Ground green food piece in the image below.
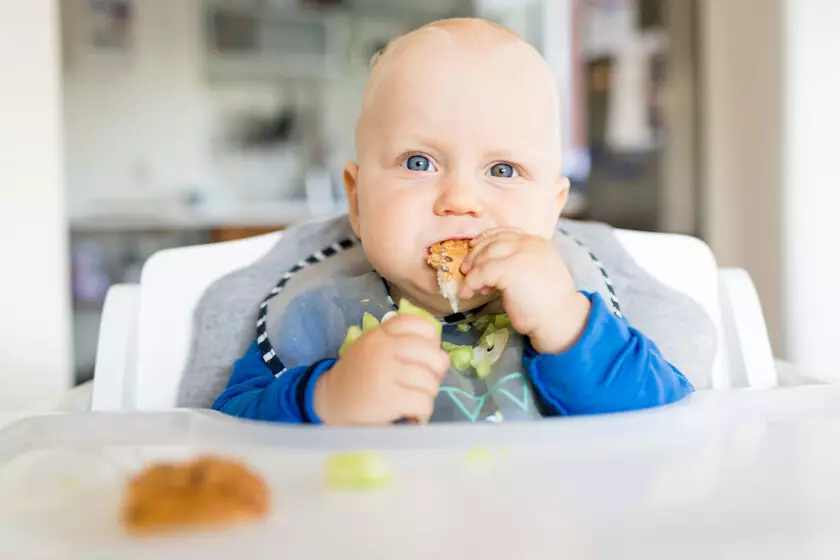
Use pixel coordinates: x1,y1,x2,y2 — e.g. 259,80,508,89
442,342,473,371
493,314,512,328
449,346,473,372
398,299,442,336
362,312,380,331
338,325,363,356
476,328,511,378
464,446,494,465
326,452,392,490
474,360,492,379
485,330,504,349
478,323,498,348
478,326,510,352
472,316,491,332
456,322,471,332
58,476,79,492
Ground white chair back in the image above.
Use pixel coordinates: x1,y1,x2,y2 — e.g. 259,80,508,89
102,224,771,410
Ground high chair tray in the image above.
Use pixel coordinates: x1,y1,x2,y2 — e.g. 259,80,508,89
2,387,840,559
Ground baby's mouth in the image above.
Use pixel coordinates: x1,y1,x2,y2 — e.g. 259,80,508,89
424,236,472,257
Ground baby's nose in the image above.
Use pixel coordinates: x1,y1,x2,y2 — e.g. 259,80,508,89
433,178,483,217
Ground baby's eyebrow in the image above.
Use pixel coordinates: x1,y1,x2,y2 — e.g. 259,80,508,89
386,134,448,154
484,148,520,159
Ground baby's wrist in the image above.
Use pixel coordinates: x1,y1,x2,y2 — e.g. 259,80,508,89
312,367,339,425
529,292,591,355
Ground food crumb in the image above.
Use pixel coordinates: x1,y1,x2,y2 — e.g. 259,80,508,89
464,446,494,465
326,452,392,490
58,476,79,492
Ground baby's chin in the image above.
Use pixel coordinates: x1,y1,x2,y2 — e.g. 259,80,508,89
384,274,497,318
421,287,500,318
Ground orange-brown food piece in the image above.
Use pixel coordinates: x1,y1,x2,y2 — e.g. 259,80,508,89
122,456,269,535
427,239,471,312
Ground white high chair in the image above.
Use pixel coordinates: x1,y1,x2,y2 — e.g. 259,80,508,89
89,222,780,411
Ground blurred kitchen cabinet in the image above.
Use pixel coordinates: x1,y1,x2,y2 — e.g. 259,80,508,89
210,225,284,243
203,1,347,81
201,0,474,82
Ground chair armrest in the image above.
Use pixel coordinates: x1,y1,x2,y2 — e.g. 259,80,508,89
92,284,140,411
51,380,93,411
19,381,92,413
0,382,94,426
718,268,777,388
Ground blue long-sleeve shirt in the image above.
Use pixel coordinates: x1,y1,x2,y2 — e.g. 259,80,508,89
212,292,694,422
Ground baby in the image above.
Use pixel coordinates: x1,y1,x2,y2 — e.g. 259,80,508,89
212,18,693,424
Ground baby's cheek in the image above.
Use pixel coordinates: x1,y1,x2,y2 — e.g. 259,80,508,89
360,213,415,262
492,194,559,237
530,206,562,238
364,191,426,236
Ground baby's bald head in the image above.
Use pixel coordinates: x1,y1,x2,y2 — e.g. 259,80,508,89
356,18,562,162
342,18,569,315
368,18,522,72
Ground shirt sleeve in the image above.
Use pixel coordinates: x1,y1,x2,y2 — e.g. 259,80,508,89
211,340,335,423
524,291,695,416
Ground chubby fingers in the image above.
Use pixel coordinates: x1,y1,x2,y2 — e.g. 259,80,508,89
459,256,510,301
381,313,441,341
390,336,449,423
389,388,437,424
462,228,524,274
380,314,449,396
469,226,524,246
392,339,450,381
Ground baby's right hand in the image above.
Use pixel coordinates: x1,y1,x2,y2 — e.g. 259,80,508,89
313,315,450,425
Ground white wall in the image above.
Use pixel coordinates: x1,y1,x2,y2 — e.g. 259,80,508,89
61,0,291,209
783,0,840,378
0,0,72,408
699,0,784,354
700,0,840,373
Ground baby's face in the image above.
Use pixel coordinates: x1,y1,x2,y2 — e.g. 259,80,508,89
345,22,568,314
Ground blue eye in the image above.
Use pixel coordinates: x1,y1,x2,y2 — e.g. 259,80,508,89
489,163,517,178
404,155,436,172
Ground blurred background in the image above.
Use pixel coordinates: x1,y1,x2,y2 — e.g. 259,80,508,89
1,0,835,408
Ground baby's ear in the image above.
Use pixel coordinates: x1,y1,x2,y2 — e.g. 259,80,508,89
555,177,571,217
343,162,361,236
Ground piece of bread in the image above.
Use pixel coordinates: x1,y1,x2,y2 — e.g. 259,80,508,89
122,456,269,535
427,239,470,312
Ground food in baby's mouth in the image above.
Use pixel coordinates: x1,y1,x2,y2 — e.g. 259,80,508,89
427,239,471,312
122,456,269,535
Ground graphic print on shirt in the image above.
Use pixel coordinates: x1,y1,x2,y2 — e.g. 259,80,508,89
430,325,542,422
334,304,542,422
439,372,530,422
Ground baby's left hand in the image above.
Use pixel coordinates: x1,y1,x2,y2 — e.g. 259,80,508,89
460,227,591,354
